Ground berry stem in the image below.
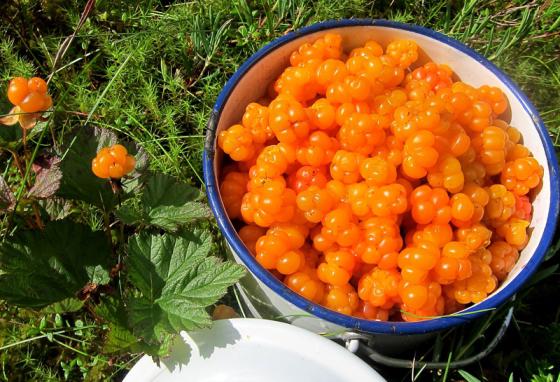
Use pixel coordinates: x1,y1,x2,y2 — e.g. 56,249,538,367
7,149,26,182
31,204,44,230
7,149,44,229
21,126,28,161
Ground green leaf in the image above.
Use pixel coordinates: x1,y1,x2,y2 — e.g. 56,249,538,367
116,173,211,231
163,303,213,332
458,370,483,382
127,296,168,343
27,157,62,199
127,229,213,300
0,175,15,211
114,204,141,225
103,323,143,354
147,203,212,231
159,257,246,308
95,298,143,354
42,298,84,314
142,173,202,206
38,197,74,220
0,220,113,308
95,297,174,357
95,297,128,327
126,230,245,336
87,264,111,285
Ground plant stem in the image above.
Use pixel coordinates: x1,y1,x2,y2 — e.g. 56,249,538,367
21,127,27,158
7,149,26,181
7,149,44,229
103,210,113,254
51,336,90,357
0,325,99,352
31,204,44,229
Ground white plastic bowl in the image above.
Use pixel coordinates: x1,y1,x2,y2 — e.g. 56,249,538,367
123,318,385,382
203,20,559,340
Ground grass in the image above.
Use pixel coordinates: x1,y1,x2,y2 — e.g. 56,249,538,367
0,0,559,380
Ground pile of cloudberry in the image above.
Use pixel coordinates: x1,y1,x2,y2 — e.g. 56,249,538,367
218,34,544,321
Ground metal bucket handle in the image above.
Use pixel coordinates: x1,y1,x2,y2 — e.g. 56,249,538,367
340,306,514,369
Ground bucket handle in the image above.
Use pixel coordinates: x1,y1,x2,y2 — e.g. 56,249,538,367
340,306,513,369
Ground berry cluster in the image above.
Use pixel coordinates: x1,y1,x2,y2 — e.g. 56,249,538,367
217,34,543,322
7,77,52,113
91,144,136,179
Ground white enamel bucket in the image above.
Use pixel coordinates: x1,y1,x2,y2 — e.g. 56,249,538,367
203,19,559,354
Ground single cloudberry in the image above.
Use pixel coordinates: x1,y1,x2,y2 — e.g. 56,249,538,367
330,150,365,184
285,271,325,303
238,225,266,255
385,39,418,69
485,184,515,227
400,279,444,321
354,301,390,320
409,185,451,225
488,241,519,281
455,223,492,251
346,182,373,217
338,113,386,155
358,268,401,308
92,144,136,179
402,130,439,179
514,194,532,221
322,283,360,315
369,183,408,217
308,98,337,130
288,165,328,193
501,157,543,196
296,131,340,166
242,102,273,144
220,171,249,219
427,155,464,193
355,217,403,264
496,218,530,250
296,185,335,223
360,156,397,186
218,124,256,162
447,249,497,304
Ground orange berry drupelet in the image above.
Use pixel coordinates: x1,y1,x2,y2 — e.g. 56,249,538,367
91,144,136,179
217,34,544,322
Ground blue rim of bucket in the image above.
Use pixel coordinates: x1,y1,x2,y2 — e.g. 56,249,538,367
203,19,560,334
